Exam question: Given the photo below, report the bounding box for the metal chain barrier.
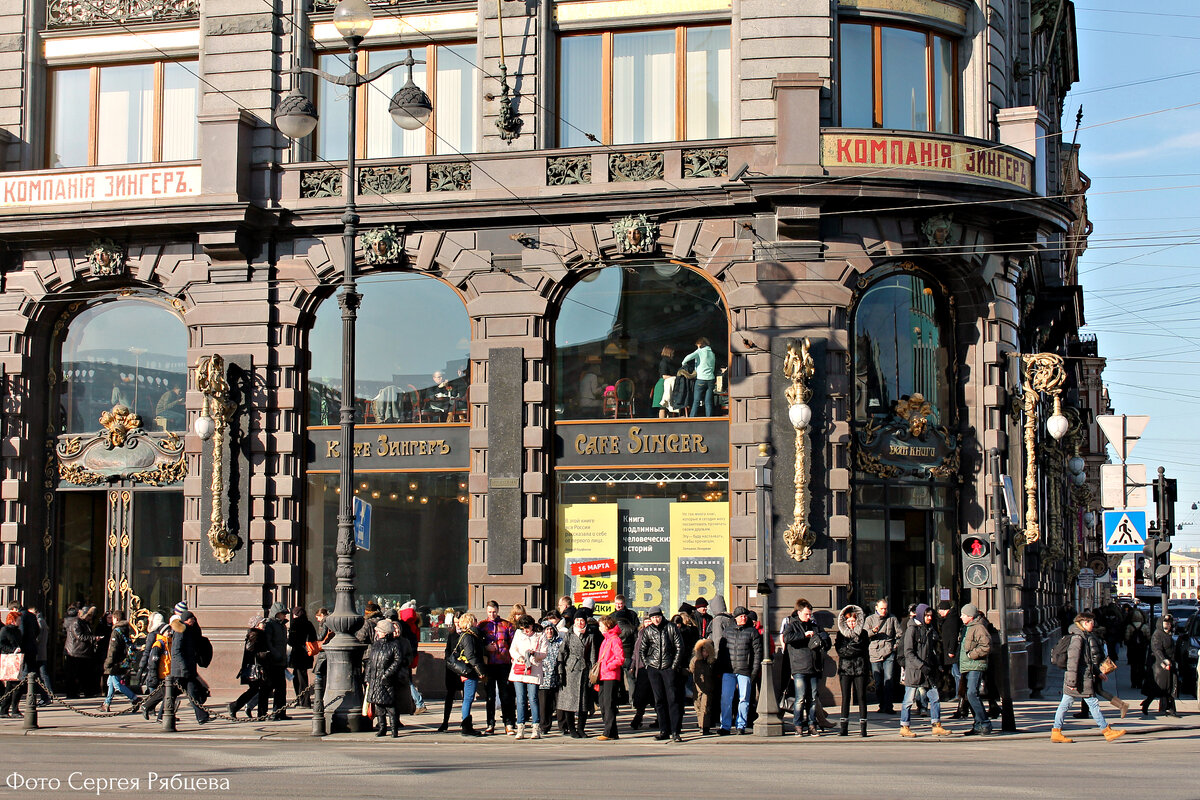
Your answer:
[18,676,318,726]
[32,677,140,718]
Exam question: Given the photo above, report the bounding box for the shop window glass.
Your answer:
[553,265,729,421]
[559,24,731,146]
[58,300,188,434]
[556,472,728,616]
[308,274,470,426]
[852,273,951,426]
[49,61,199,168]
[838,21,957,133]
[305,472,468,635]
[317,44,477,160]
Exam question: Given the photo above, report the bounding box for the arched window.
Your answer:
[59,300,187,433]
[308,274,471,426]
[853,272,951,426]
[554,265,729,420]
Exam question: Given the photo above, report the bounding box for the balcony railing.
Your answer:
[46,0,200,28]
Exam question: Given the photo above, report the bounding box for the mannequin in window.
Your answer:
[682,337,716,417]
[578,356,605,416]
[651,345,676,418]
[426,371,459,421]
[155,384,184,430]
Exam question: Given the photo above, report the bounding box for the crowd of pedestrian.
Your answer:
[0,592,1190,745]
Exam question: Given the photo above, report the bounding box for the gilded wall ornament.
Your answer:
[196,354,241,563]
[612,214,659,255]
[894,393,933,438]
[99,405,142,448]
[1021,352,1067,545]
[87,239,126,276]
[782,338,817,562]
[360,226,405,265]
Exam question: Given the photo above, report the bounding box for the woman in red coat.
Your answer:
[597,615,626,741]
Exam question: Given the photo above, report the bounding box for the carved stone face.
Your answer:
[909,415,929,438]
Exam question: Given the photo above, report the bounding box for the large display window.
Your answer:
[304,471,468,637]
[308,274,470,426]
[556,471,729,616]
[554,265,729,421]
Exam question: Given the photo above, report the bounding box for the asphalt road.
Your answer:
[0,727,1196,800]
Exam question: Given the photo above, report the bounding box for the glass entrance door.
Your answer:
[854,482,957,609]
[56,489,183,623]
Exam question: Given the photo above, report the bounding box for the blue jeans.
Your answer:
[792,674,819,727]
[899,685,940,726]
[410,682,425,710]
[949,663,961,698]
[1054,694,1105,729]
[964,670,989,730]
[871,654,895,710]
[105,675,137,706]
[720,672,752,731]
[513,680,539,725]
[691,378,715,417]
[461,678,478,721]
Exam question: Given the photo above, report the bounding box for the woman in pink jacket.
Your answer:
[508,615,546,739]
[597,615,626,741]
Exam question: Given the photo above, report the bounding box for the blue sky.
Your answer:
[1069,3,1200,549]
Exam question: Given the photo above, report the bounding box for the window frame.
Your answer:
[837,20,960,134]
[46,58,199,169]
[557,23,730,147]
[315,42,478,160]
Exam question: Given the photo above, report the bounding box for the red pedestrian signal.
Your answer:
[961,536,990,559]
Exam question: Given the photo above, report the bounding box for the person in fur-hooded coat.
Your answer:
[690,638,718,735]
[835,604,869,736]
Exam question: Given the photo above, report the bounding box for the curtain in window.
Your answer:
[435,44,477,155]
[612,30,674,145]
[685,26,730,140]
[880,27,927,131]
[161,62,198,161]
[316,53,351,161]
[51,69,90,168]
[839,24,874,129]
[365,50,426,159]
[560,35,602,147]
[97,64,154,165]
[932,36,954,134]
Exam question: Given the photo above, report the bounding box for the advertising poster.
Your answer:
[558,503,617,608]
[670,502,729,611]
[558,497,729,618]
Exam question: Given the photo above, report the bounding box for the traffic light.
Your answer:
[1143,536,1172,582]
[961,533,994,588]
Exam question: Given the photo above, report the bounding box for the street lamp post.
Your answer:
[273,0,432,734]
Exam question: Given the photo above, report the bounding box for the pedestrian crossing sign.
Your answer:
[1103,510,1147,553]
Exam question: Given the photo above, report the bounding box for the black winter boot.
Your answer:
[461,715,484,737]
[860,719,868,738]
[838,719,848,736]
[389,710,400,737]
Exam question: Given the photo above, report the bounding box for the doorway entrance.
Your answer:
[56,488,183,627]
[853,480,956,609]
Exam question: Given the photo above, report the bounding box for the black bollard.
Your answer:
[161,679,176,733]
[21,671,37,730]
[311,673,326,737]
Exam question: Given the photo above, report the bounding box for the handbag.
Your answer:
[1099,657,1118,676]
[305,640,322,658]
[513,659,530,676]
[587,662,601,685]
[0,651,23,682]
[245,663,264,683]
[362,687,373,719]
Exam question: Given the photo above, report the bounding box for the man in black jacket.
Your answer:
[936,600,965,716]
[717,606,762,735]
[638,606,684,741]
[262,601,290,719]
[898,604,948,738]
[169,611,210,725]
[783,599,830,736]
[612,595,639,702]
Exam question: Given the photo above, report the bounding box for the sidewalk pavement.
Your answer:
[3,659,1195,743]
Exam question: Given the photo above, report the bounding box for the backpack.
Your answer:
[1050,635,1072,669]
[196,635,214,668]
